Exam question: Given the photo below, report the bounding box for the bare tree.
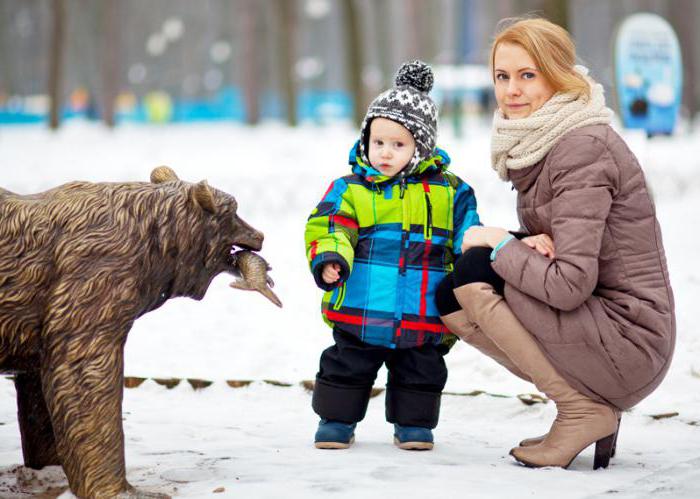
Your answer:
[276,0,297,126]
[669,0,697,122]
[101,0,119,127]
[542,0,569,29]
[49,0,66,130]
[370,0,393,88]
[341,0,364,126]
[241,0,261,125]
[404,0,420,59]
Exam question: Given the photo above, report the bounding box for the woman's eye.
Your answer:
[522,72,536,79]
[373,139,382,145]
[495,73,508,81]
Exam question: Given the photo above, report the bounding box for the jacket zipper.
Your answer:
[399,172,407,199]
[424,193,433,240]
[394,176,412,346]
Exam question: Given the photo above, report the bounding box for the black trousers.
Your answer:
[435,246,505,316]
[312,328,449,428]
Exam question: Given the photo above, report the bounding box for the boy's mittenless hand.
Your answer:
[322,263,341,284]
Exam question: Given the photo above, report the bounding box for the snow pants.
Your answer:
[312,328,448,428]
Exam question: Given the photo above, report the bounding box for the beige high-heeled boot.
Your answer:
[441,307,559,450]
[441,309,559,446]
[519,413,621,459]
[441,309,554,447]
[440,309,530,382]
[453,283,618,469]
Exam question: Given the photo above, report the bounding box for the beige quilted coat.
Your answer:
[492,124,675,410]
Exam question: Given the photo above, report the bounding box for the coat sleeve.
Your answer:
[491,134,618,311]
[304,178,358,291]
[452,178,481,257]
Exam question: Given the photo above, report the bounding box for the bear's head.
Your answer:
[150,166,264,299]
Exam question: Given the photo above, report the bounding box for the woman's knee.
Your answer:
[453,247,494,286]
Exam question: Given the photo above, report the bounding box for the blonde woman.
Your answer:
[435,18,675,469]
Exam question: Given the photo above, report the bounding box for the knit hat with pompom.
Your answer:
[358,60,438,174]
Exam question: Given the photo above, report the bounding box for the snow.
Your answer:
[1,121,699,498]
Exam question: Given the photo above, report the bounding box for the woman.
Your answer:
[436,18,675,469]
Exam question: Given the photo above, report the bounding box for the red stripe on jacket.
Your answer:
[324,310,449,334]
[331,215,359,229]
[322,181,335,199]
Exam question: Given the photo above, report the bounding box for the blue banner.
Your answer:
[614,13,682,135]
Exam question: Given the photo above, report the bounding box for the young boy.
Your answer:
[305,61,480,450]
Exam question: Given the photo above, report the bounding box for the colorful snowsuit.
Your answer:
[305,142,480,349]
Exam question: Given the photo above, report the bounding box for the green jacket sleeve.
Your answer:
[304,178,358,291]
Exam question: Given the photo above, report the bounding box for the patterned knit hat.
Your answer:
[359,60,438,174]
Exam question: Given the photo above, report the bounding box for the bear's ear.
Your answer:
[151,166,179,184]
[191,180,216,213]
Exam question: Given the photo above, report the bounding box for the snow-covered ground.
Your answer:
[0,121,698,498]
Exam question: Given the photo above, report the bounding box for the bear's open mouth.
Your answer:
[231,243,257,253]
[230,236,263,252]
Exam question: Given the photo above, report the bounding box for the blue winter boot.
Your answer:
[393,424,434,450]
[314,419,357,449]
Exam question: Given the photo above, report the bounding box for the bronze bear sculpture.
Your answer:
[0,166,264,498]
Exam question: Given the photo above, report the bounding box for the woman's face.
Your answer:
[493,42,555,119]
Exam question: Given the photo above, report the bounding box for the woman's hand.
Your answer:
[522,233,555,259]
[321,262,341,284]
[461,226,510,253]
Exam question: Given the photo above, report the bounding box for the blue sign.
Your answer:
[614,13,682,135]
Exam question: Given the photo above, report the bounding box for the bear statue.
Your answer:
[0,166,264,498]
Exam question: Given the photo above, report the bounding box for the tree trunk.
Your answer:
[342,0,363,126]
[277,0,297,126]
[669,0,697,123]
[48,0,66,130]
[369,0,391,88]
[404,0,419,59]
[102,0,119,128]
[542,0,569,30]
[241,0,261,125]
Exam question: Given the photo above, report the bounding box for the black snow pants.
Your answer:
[312,328,449,429]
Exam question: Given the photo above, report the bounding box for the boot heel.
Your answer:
[593,433,615,470]
[611,414,621,458]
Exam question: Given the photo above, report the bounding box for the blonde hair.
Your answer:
[491,17,590,98]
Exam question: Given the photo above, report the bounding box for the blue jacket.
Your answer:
[305,142,480,348]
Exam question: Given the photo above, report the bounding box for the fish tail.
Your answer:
[260,287,283,308]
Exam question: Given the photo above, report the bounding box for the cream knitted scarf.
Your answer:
[491,70,613,181]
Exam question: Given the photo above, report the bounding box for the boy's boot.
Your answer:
[312,379,372,449]
[386,386,440,451]
[440,309,530,382]
[393,424,433,450]
[314,419,357,449]
[454,283,618,469]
